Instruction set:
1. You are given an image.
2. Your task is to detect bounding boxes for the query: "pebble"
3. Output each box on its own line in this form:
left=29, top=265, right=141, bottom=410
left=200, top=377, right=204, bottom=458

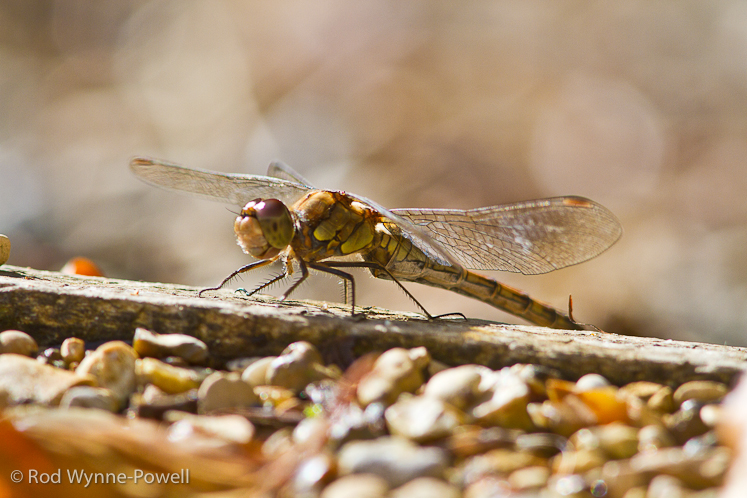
left=629, top=446, right=731, bottom=489
left=0, top=353, right=94, bottom=405
left=552, top=447, right=607, bottom=474
left=385, top=395, right=464, bottom=442
left=673, top=381, right=728, bottom=408
left=528, top=395, right=597, bottom=437
left=423, top=364, right=490, bottom=410
left=337, top=436, right=449, bottom=488
left=59, top=386, right=118, bottom=412
left=463, top=448, right=547, bottom=477
left=197, top=371, right=258, bottom=414
left=507, top=465, right=551, bottom=491
left=648, top=385, right=676, bottom=413
left=132, top=328, right=208, bottom=365
left=240, top=356, right=277, bottom=386
left=75, top=341, right=138, bottom=409
left=389, top=477, right=461, bottom=498
left=0, top=234, right=9, bottom=265
left=638, top=424, right=676, bottom=453
left=60, top=337, right=85, bottom=365
left=285, top=451, right=335, bottom=497
left=571, top=422, right=640, bottom=460
left=664, top=400, right=710, bottom=443
left=575, top=385, right=628, bottom=424
left=357, top=348, right=427, bottom=407
left=130, top=384, right=198, bottom=419
left=136, top=357, right=207, bottom=394
left=0, top=330, right=38, bottom=357
left=164, top=412, right=255, bottom=445
left=266, top=341, right=337, bottom=393
left=575, top=373, right=612, bottom=391
left=321, top=474, right=389, bottom=498
left=619, top=381, right=665, bottom=401
left=472, top=368, right=533, bottom=430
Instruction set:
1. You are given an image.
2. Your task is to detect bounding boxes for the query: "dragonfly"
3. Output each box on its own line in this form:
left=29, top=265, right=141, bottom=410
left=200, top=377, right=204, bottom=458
left=130, top=157, right=622, bottom=330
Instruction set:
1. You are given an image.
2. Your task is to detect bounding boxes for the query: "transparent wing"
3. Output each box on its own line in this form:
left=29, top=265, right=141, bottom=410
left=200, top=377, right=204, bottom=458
left=130, top=157, right=313, bottom=207
left=391, top=196, right=622, bottom=275
left=266, top=160, right=316, bottom=188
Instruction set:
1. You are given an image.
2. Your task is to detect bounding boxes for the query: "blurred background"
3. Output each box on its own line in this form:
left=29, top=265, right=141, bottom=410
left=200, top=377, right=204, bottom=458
left=2, top=1, right=747, bottom=345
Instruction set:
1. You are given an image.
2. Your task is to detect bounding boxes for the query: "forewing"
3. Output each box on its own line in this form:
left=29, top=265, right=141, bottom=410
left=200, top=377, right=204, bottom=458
left=391, top=196, right=622, bottom=275
left=130, top=157, right=312, bottom=207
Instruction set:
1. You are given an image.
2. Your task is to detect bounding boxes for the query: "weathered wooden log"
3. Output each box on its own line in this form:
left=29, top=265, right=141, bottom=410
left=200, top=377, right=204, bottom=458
left=1, top=264, right=745, bottom=386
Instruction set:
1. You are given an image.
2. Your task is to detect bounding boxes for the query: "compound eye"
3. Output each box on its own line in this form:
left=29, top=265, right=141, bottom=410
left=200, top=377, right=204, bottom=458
left=255, top=199, right=294, bottom=249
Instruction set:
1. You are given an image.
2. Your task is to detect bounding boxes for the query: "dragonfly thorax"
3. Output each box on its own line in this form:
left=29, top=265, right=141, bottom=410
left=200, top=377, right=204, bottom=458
left=234, top=198, right=295, bottom=258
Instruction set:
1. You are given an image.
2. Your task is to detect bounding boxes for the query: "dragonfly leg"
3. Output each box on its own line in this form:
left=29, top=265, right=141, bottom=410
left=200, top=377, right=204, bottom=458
left=198, top=257, right=278, bottom=297
left=237, top=267, right=289, bottom=297
left=320, top=261, right=443, bottom=319
left=278, top=259, right=310, bottom=302
left=307, top=262, right=359, bottom=316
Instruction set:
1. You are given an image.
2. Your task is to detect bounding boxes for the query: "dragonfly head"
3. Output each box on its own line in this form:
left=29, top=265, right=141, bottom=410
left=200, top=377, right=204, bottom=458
left=235, top=198, right=295, bottom=258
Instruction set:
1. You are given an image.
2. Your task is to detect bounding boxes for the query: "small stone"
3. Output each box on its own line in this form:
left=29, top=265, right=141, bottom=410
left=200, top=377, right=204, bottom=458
left=357, top=348, right=426, bottom=407
left=285, top=451, right=335, bottom=497
left=241, top=356, right=276, bottom=387
left=37, top=347, right=64, bottom=367
left=647, top=386, right=676, bottom=413
left=389, top=477, right=460, bottom=498
left=0, top=330, right=38, bottom=357
left=130, top=384, right=198, bottom=419
left=164, top=412, right=255, bottom=445
left=0, top=354, right=94, bottom=406
left=630, top=446, right=731, bottom=489
left=136, top=357, right=207, bottom=394
left=423, top=364, right=491, bottom=410
left=337, top=436, right=448, bottom=488
left=551, top=448, right=607, bottom=474
left=293, top=416, right=330, bottom=447
left=575, top=373, right=611, bottom=391
left=646, top=475, right=688, bottom=498
left=527, top=395, right=597, bottom=437
left=507, top=466, right=551, bottom=491
left=266, top=341, right=336, bottom=393
left=197, top=371, right=258, bottom=414
left=321, top=474, right=389, bottom=498
left=464, top=448, right=547, bottom=476
left=664, top=400, right=710, bottom=443
left=572, top=422, right=640, bottom=460
left=0, top=234, right=10, bottom=265
left=75, top=341, right=138, bottom=409
left=637, top=424, right=676, bottom=453
left=576, top=385, right=628, bottom=424
left=132, top=328, right=208, bottom=365
left=472, top=368, right=533, bottom=430
left=385, top=395, right=463, bottom=442
left=673, top=381, right=728, bottom=408
left=619, top=381, right=666, bottom=401
left=59, top=386, right=118, bottom=412
left=60, top=337, right=85, bottom=364
left=447, top=426, right=519, bottom=458
left=60, top=257, right=104, bottom=276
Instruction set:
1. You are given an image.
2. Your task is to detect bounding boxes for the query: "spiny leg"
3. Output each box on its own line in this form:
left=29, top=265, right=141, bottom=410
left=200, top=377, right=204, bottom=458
left=319, top=261, right=468, bottom=320
left=307, top=262, right=359, bottom=316
left=198, top=257, right=277, bottom=297
left=278, top=258, right=310, bottom=302
left=237, top=267, right=289, bottom=297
